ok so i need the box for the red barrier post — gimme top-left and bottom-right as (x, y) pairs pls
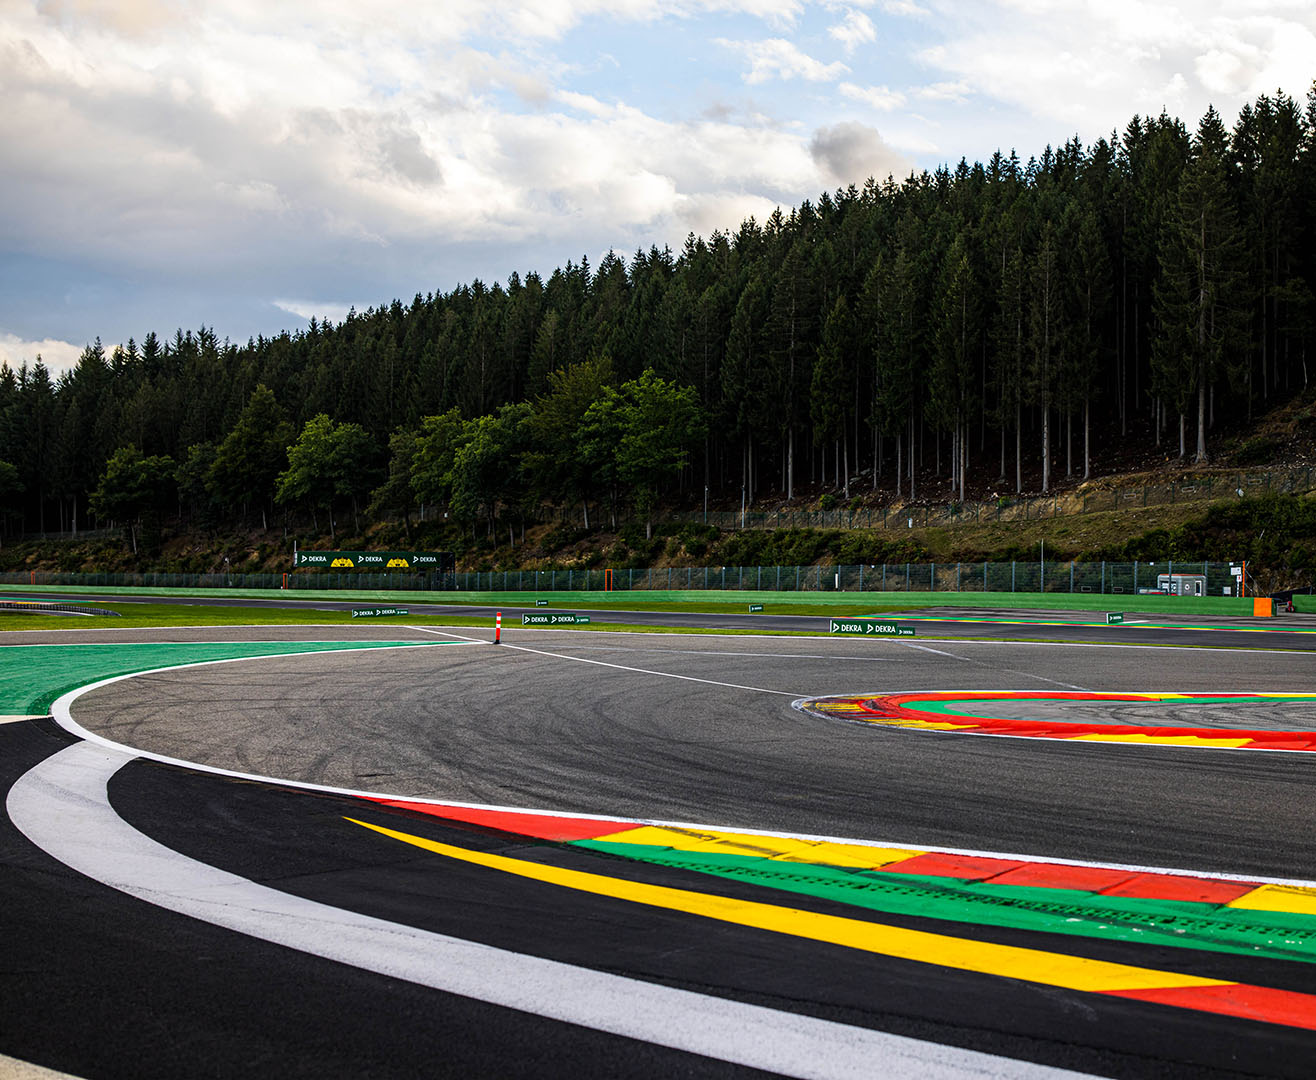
(493, 611), (502, 644)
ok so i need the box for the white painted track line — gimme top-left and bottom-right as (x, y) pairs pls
(7, 742), (1093, 1080)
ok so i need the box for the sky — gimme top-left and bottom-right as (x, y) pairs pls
(1, 0), (1314, 377)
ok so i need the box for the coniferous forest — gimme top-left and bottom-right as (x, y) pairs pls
(1, 87), (1314, 547)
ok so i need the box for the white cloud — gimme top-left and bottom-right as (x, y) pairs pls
(5, 0), (1315, 352)
(840, 81), (905, 110)
(271, 300), (357, 327)
(912, 1), (1316, 134)
(809, 120), (911, 184)
(829, 10), (876, 54)
(717, 36), (850, 83)
(915, 79), (971, 103)
(0, 332), (85, 377)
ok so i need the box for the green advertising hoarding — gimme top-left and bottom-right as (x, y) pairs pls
(829, 619), (915, 637)
(521, 613), (591, 626)
(294, 550), (453, 571)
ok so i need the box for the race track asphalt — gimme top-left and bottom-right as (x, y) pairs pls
(4, 614), (1316, 1079)
(66, 626), (1316, 877)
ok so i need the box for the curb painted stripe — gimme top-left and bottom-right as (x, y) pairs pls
(9, 742), (1096, 1080)
(799, 691), (1316, 752)
(367, 802), (1316, 921)
(347, 817), (1232, 995)
(376, 799), (636, 841)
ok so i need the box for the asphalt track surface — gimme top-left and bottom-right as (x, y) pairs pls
(3, 609), (1316, 1078)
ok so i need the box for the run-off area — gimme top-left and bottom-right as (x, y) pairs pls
(65, 627), (1316, 880)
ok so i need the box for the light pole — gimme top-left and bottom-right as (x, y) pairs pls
(704, 485), (708, 523)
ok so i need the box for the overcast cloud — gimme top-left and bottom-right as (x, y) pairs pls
(1, 0), (1313, 374)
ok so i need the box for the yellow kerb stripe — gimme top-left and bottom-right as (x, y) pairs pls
(1068, 734), (1254, 748)
(598, 825), (925, 870)
(1227, 883), (1316, 917)
(860, 719), (977, 731)
(346, 818), (1231, 995)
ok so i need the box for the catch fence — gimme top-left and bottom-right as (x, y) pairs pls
(0, 561), (1242, 596)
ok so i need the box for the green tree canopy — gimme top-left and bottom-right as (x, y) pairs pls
(208, 384), (294, 524)
(89, 446), (176, 553)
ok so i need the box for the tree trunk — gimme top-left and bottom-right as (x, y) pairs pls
(896, 430), (902, 499)
(1015, 400), (1022, 495)
(1083, 397), (1090, 480)
(908, 410), (916, 501)
(787, 428), (794, 501)
(1041, 405), (1050, 494)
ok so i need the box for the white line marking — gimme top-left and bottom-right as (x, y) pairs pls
(407, 624), (805, 694)
(902, 643), (967, 659)
(34, 641), (1316, 890)
(520, 645), (904, 662)
(45, 663), (1316, 891)
(0, 1050), (85, 1079)
(995, 670), (1091, 692)
(6, 742), (1091, 1080)
(492, 641), (802, 696)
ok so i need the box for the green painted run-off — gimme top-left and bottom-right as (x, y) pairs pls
(0, 640), (440, 716)
(576, 840), (1316, 965)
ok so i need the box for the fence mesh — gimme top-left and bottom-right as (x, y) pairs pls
(0, 561), (1243, 596)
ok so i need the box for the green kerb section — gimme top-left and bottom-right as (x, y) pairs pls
(576, 840), (1316, 964)
(0, 640), (442, 716)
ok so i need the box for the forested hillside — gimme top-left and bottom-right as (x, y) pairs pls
(1, 87), (1314, 545)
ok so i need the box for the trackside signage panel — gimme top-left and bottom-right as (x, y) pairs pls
(294, 550), (453, 571)
(829, 619), (914, 637)
(521, 613), (591, 626)
(352, 607), (410, 618)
